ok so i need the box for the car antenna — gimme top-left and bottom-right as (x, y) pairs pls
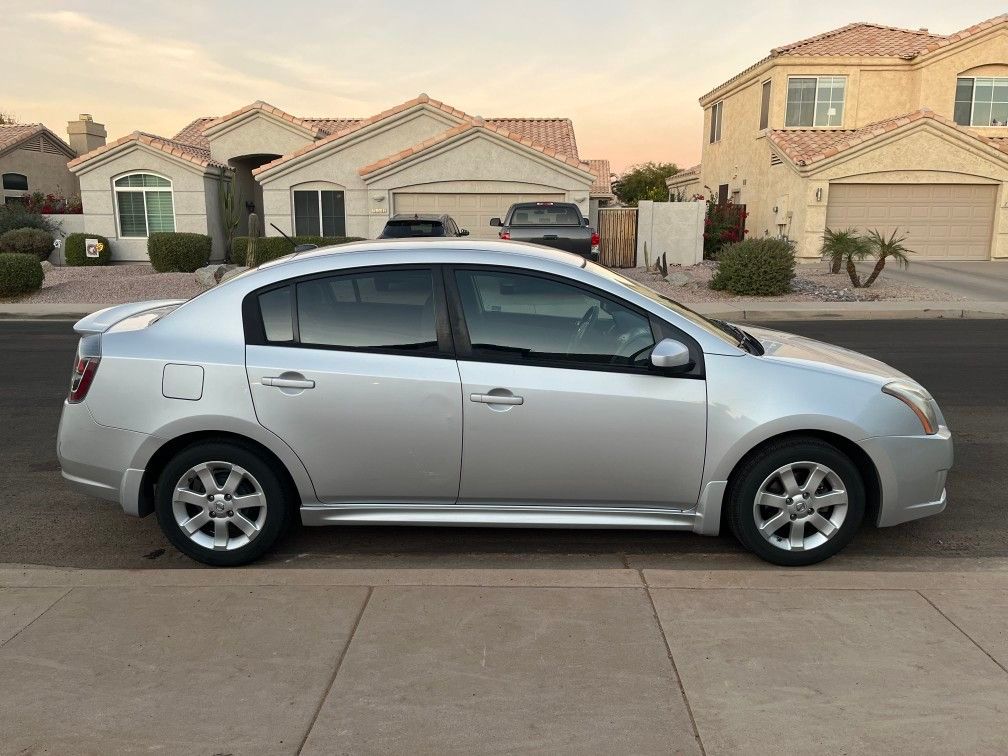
(270, 223), (297, 251)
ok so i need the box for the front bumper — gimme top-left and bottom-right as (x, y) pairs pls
(859, 426), (953, 527)
(57, 400), (152, 514)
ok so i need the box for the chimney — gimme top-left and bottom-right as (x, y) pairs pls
(67, 114), (107, 156)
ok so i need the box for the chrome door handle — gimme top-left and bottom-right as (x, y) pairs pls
(263, 376), (315, 389)
(470, 393), (523, 406)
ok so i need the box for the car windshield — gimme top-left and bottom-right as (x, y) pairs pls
(509, 204), (581, 226)
(586, 262), (741, 346)
(382, 221), (445, 238)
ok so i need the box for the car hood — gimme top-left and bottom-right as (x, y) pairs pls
(744, 325), (911, 383)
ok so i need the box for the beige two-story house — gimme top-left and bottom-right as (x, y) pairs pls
(669, 14), (1008, 261)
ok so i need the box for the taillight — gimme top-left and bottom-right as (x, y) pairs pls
(590, 231), (600, 247)
(69, 334), (101, 403)
(500, 230), (511, 240)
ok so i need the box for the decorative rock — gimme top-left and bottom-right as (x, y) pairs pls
(219, 266), (249, 283)
(40, 261), (54, 272)
(195, 264), (243, 287)
(664, 271), (691, 287)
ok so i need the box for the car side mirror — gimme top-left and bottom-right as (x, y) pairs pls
(582, 217), (590, 226)
(650, 338), (692, 370)
(490, 217), (502, 227)
(460, 229), (470, 236)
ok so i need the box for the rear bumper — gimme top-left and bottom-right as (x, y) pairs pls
(860, 426), (953, 527)
(57, 400), (152, 515)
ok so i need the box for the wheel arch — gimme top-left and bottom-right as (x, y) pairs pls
(136, 430), (307, 518)
(717, 429), (882, 535)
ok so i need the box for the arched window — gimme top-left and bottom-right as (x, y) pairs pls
(114, 173), (175, 237)
(2, 173), (28, 191)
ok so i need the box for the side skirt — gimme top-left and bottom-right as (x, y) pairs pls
(300, 503), (700, 530)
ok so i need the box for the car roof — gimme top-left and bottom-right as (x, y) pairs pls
(269, 238), (586, 269)
(387, 213), (446, 222)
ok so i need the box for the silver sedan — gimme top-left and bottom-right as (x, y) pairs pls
(57, 240), (952, 566)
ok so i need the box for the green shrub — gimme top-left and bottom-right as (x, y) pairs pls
(0, 253), (44, 297)
(0, 227), (55, 261)
(147, 232), (212, 272)
(64, 233), (112, 266)
(0, 204), (59, 236)
(230, 235), (365, 265)
(710, 237), (796, 296)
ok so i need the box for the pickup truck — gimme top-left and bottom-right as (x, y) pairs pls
(490, 202), (599, 260)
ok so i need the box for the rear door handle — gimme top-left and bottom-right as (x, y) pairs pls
(543, 234), (559, 240)
(470, 393), (523, 406)
(263, 376), (315, 389)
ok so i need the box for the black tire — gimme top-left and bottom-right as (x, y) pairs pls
(155, 441), (290, 566)
(727, 437), (865, 566)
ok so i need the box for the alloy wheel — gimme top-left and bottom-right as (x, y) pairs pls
(752, 461), (849, 552)
(171, 461), (268, 552)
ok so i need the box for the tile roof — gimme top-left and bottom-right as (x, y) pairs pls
(202, 100), (326, 137)
(586, 159), (612, 195)
(701, 14), (1008, 102)
(771, 23), (943, 58)
(485, 118), (579, 157)
(68, 130), (226, 171)
(356, 118), (591, 178)
(666, 164), (701, 185)
(0, 123), (75, 157)
(768, 109), (1008, 166)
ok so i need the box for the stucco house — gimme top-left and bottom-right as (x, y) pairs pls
(68, 95), (612, 261)
(0, 115), (105, 205)
(668, 14), (1008, 261)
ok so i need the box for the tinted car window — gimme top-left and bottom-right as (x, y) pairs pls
(296, 269), (437, 352)
(455, 269), (654, 368)
(258, 286), (294, 342)
(381, 220), (445, 238)
(509, 204), (581, 226)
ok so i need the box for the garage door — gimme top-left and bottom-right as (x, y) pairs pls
(393, 192), (565, 239)
(825, 184), (996, 260)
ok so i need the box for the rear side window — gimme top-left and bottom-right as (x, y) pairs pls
(259, 286), (294, 342)
(296, 269), (437, 352)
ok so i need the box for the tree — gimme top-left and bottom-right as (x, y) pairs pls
(821, 227), (870, 274)
(0, 110), (17, 125)
(862, 228), (913, 288)
(612, 161), (679, 206)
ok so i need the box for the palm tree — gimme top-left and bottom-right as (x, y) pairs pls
(821, 227), (867, 274)
(862, 228), (913, 288)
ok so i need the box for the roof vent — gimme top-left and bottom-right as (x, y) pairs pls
(918, 27), (928, 32)
(79, 113), (93, 121)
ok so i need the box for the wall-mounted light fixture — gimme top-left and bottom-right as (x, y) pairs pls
(815, 187), (823, 202)
(372, 195), (386, 202)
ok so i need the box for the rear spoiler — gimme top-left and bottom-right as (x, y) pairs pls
(73, 299), (186, 336)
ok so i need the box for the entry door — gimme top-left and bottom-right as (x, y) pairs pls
(449, 267), (707, 508)
(245, 267), (462, 504)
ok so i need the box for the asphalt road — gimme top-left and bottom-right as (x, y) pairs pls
(1, 319), (1005, 570)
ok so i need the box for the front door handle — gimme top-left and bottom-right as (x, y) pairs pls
(470, 392), (523, 406)
(263, 376), (315, 389)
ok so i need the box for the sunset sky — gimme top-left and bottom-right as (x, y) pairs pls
(4, 1), (1004, 173)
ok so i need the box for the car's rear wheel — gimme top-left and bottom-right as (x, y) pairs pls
(727, 438), (865, 566)
(155, 441), (289, 566)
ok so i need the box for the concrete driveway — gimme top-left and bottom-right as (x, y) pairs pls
(862, 260), (1008, 301)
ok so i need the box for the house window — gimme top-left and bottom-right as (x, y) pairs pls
(709, 101), (723, 143)
(717, 184), (729, 204)
(114, 173), (175, 237)
(955, 77), (1008, 127)
(293, 190), (346, 237)
(2, 173), (28, 191)
(759, 80), (772, 130)
(785, 76), (846, 127)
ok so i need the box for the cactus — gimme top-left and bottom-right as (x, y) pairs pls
(658, 252), (668, 278)
(217, 171), (243, 261)
(246, 212), (260, 268)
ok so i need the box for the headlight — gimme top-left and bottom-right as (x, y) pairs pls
(882, 381), (938, 435)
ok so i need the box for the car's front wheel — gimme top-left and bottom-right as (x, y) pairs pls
(155, 441), (289, 566)
(727, 437), (865, 566)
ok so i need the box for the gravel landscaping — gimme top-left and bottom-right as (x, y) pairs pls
(1, 262), (206, 305)
(622, 261), (963, 304)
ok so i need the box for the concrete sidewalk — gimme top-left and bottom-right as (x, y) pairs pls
(2, 566), (1006, 754)
(4, 300), (1008, 322)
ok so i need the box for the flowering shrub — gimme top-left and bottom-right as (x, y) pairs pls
(19, 192), (83, 215)
(703, 193), (748, 259)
